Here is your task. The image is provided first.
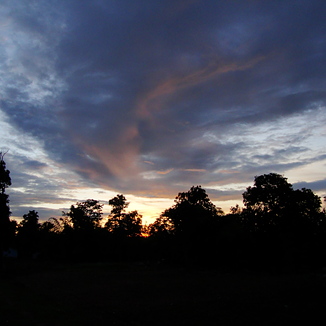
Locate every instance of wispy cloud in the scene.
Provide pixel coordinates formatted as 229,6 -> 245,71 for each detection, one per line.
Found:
182,169 -> 206,172
157,168 -> 174,175
137,55 -> 265,119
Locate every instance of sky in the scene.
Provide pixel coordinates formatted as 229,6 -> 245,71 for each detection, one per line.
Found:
0,0 -> 325,224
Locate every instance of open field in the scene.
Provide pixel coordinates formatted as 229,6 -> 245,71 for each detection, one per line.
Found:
1,261 -> 325,325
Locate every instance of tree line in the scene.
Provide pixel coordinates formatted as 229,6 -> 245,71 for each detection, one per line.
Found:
1,152 -> 326,270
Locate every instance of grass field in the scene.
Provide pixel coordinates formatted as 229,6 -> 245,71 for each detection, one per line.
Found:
1,260 -> 325,325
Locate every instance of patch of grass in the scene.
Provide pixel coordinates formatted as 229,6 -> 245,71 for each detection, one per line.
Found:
1,260 -> 326,325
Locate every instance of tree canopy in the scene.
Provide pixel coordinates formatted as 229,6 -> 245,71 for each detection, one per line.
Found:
106,194 -> 142,237
154,185 -> 224,237
62,199 -> 103,231
243,173 -> 293,214
242,173 -> 323,230
1,158 -> 326,270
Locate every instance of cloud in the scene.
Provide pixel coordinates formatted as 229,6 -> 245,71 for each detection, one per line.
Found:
293,179 -> 326,193
136,55 -> 265,120
157,168 -> 174,175
0,0 -> 325,220
23,160 -> 48,170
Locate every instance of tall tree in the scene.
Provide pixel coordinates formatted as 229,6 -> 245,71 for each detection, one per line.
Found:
0,152 -> 11,194
0,152 -> 13,258
17,210 -> 41,258
106,194 -> 142,237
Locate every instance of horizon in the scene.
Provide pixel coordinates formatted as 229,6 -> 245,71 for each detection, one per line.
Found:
6,169 -> 326,225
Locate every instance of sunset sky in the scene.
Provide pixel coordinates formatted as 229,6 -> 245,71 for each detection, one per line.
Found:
0,0 -> 325,224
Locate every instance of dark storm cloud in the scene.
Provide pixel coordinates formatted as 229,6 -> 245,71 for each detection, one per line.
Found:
1,0 -> 326,202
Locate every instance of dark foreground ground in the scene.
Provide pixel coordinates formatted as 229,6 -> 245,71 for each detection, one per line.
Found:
1,261 -> 325,326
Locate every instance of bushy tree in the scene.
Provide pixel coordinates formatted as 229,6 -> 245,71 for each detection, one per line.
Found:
290,188 -> 322,225
19,210 -> 40,230
159,185 -> 223,237
241,173 -> 325,269
242,173 -> 293,229
148,186 -> 224,264
62,199 -> 103,231
148,215 -> 174,237
242,173 -> 323,231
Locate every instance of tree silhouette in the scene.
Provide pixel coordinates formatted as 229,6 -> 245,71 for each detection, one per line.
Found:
17,210 -> 41,258
106,194 -> 142,237
0,152 -> 13,264
41,217 -> 64,233
62,199 -> 103,231
148,215 -> 174,238
290,188 -> 323,226
0,152 -> 11,193
160,185 -> 223,237
20,210 -> 40,229
242,173 -> 293,230
151,186 -> 224,264
0,166 -> 324,268
59,200 -> 104,261
241,173 -> 325,269
242,173 -> 323,232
